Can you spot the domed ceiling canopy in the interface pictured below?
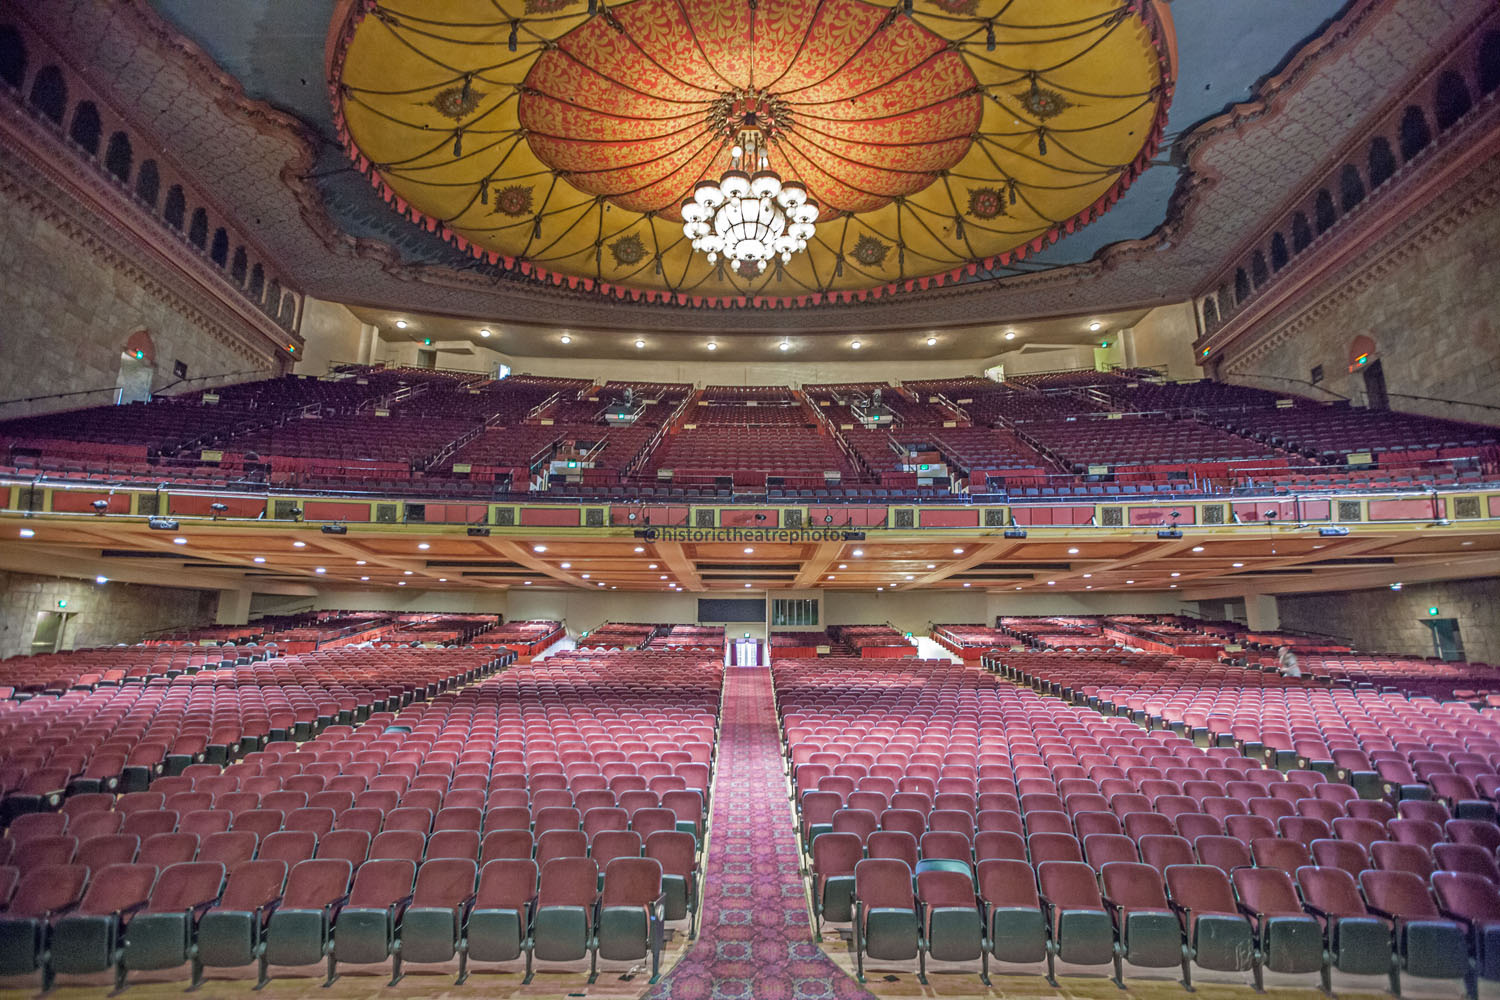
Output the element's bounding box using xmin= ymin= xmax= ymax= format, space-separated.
xmin=330 ymin=0 xmax=1175 ymax=307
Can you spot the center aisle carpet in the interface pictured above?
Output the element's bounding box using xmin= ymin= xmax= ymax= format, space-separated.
xmin=643 ymin=665 xmax=875 ymax=1000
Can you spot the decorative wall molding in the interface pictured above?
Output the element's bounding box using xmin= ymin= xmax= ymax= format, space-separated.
xmin=1222 ymin=151 xmax=1500 ymax=374
xmin=0 ymin=99 xmax=295 ymax=371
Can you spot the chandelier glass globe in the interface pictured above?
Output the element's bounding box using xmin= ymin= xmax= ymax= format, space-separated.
xmin=681 ymin=127 xmax=819 ymax=273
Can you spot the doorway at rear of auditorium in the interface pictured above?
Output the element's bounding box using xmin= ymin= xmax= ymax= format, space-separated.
xmin=31 ymin=610 xmax=72 ymax=654
xmin=732 ymin=637 xmax=760 ymax=667
xmin=1423 ymin=618 xmax=1464 ymax=661
xmin=1362 ymin=359 xmax=1389 ymax=410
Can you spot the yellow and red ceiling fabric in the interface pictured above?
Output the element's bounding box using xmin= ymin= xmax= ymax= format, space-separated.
xmin=329 ymin=0 xmax=1175 ymax=307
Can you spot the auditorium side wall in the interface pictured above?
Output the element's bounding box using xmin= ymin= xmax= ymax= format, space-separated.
xmin=1276 ymin=577 xmax=1500 ymax=666
xmin=1220 ymin=158 xmax=1500 ymax=427
xmin=0 ymin=571 xmax=217 ymax=659
xmin=0 ymin=157 xmax=286 ymax=418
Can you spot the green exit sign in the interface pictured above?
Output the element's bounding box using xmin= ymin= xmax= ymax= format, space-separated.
xmin=1428 ymin=607 xmax=1440 ymax=616
xmin=56 ymin=599 xmax=68 ymax=609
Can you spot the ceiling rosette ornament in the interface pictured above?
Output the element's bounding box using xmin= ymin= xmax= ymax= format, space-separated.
xmin=329 ymin=0 xmax=1175 ymax=307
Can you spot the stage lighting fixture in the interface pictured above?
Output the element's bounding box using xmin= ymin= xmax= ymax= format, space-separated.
xmin=1003 ymin=528 xmax=1028 ymax=539
xmin=467 ymin=527 xmax=492 ymax=536
xmin=1318 ymin=526 xmax=1350 ymax=536
xmin=321 ymin=524 xmax=348 ymax=535
xmin=148 ymin=517 xmax=179 ymax=531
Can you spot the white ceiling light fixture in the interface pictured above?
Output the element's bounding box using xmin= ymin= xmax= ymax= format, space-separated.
xmin=744 ymin=547 xmax=754 ymax=554
xmin=1088 ymin=321 xmax=1102 ymax=331
xmin=173 ymin=537 xmax=187 ymax=545
xmin=634 ymin=546 xmax=645 ymax=553
xmin=293 ymin=540 xmax=306 ymax=548
xmin=95 ymin=576 xmax=108 ymax=585
xmin=315 ymin=567 xmax=326 ymax=574
xmin=926 ymin=336 xmax=937 ymax=346
xmin=18 ymin=528 xmax=35 ymax=538
xmin=634 ymin=339 xmax=645 ymax=349
xmin=360 ymin=576 xmax=369 ymax=581
xmin=852 ymin=549 xmax=863 ymax=557
xmin=355 ymin=560 xmax=366 ymax=566
xmin=395 ymin=320 xmax=407 ymax=329
xmin=559 ymin=334 xmax=571 ymax=344
xmin=778 ymin=341 xmax=791 ymax=352
xmin=1004 ymin=331 xmax=1016 ymax=341
xmin=952 ymin=548 xmax=963 ymax=555
xmin=706 ymin=342 xmax=718 ymax=352
xmin=479 ymin=328 xmax=491 ymax=338
xmin=681 ymin=124 xmax=818 ymax=272
xmin=253 ymin=556 xmax=266 ymax=563
xmin=533 ymin=545 xmax=547 ymax=553
xmin=417 ymin=542 xmax=430 ymax=550
xmin=850 ymin=340 xmax=861 ymax=350
xmin=1191 ymin=545 xmax=1205 ymax=553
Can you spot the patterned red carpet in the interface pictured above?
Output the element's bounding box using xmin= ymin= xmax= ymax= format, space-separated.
xmin=643 ymin=665 xmax=874 ymax=1000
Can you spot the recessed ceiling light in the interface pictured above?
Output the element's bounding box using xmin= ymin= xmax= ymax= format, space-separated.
xmin=439 ymin=578 xmax=447 ymax=582
xmin=1089 ymin=321 xmax=1102 ymax=331
xmin=1016 ymin=586 xmax=1022 ymax=590
xmin=533 ymin=545 xmax=547 ymax=552
xmin=479 ymin=329 xmax=491 ymax=338
xmin=293 ymin=541 xmax=306 ymax=548
xmin=647 ymin=564 xmax=658 ymax=570
xmin=905 ymin=574 xmax=915 ymax=580
xmin=581 ymin=573 xmax=590 ymax=578
xmin=1170 ymin=571 xmax=1180 ymax=577
xmin=926 ymin=336 xmax=937 ymax=346
xmin=356 ymin=560 xmax=366 ymax=566
xmin=1170 ymin=584 xmax=1177 ymax=589
xmin=1004 ymin=331 xmax=1016 ymax=341
xmin=634 ymin=546 xmax=645 ymax=553
xmin=395 ymin=320 xmax=407 ymax=329
xmin=827 ymin=575 xmax=836 ymax=580
xmin=706 ymin=342 xmax=717 ymax=351
xmin=1191 ymin=546 xmax=1204 ymax=552
xmin=403 ymin=570 xmax=413 ymax=575
xmin=850 ymin=341 xmax=861 ymax=350
xmin=560 ymin=334 xmax=571 ymax=344
xmin=744 ymin=547 xmax=754 ymax=554
xmin=878 ymin=586 xmax=884 ymax=591
xmin=1462 ymin=541 xmax=1474 ymax=546
xmin=852 ymin=549 xmax=863 ymax=557
xmin=398 ymin=581 xmax=406 ymax=586
xmin=597 ymin=582 xmax=605 ymax=587
xmin=1047 ymin=580 xmax=1056 ymax=586
xmin=1067 ymin=547 xmax=1079 ymax=554
xmin=315 ymin=567 xmax=326 ymax=574
xmin=1125 ymin=579 xmax=1134 ymax=584
xmin=745 ymin=583 xmax=752 ymax=588
xmin=417 ymin=542 xmax=430 ymax=550
xmin=173 ymin=537 xmax=187 ymax=545
xmin=779 ymin=341 xmax=790 ymax=351
xmin=838 ymin=564 xmax=847 ymax=569
xmin=560 ymin=562 xmax=571 ymax=569
xmin=1082 ymin=573 xmax=1092 ymax=579
xmin=95 ymin=576 xmax=108 ymax=585
xmin=253 ymin=556 xmax=266 ymax=563
xmin=634 ymin=340 xmax=645 ymax=349
xmin=660 ymin=575 xmax=668 ymax=580
xmin=963 ymin=582 xmax=971 ymax=587
xmin=1085 ymin=585 xmax=1092 ymax=589
xmin=1232 ymin=562 xmax=1244 ymax=568
xmin=18 ymin=528 xmax=34 ymax=538
xmin=524 ymin=581 xmax=531 ymax=585
xmin=360 ymin=576 xmax=369 ymax=581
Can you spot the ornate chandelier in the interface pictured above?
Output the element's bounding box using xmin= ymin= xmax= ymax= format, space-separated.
xmin=680 ymin=117 xmax=819 ymax=274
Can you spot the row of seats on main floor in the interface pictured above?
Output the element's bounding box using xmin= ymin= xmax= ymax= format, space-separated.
xmin=995 ymin=651 xmax=1500 ymax=803
xmin=0 ymin=853 xmax=679 ymax=990
xmin=835 ymin=853 xmax=1499 ymax=994
xmin=0 ymin=650 xmax=506 ymax=812
xmin=0 ymin=649 xmax=721 ymax=990
xmin=778 ymin=659 xmax=1500 ymax=995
